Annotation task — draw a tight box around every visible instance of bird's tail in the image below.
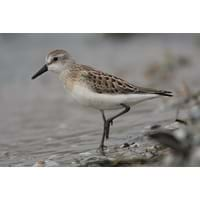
[138,86,173,97]
[154,90,173,97]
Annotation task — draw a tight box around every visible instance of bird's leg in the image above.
[99,110,107,154]
[98,104,130,154]
[105,104,130,139]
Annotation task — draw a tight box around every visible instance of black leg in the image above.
[105,104,130,139]
[99,110,107,154]
[99,104,130,154]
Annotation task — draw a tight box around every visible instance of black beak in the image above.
[32,64,48,80]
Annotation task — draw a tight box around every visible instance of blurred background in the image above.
[0,33,200,166]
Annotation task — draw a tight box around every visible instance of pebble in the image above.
[130,143,140,148]
[33,160,59,167]
[120,143,130,148]
[33,160,45,167]
[150,124,162,130]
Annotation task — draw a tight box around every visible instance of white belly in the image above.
[68,84,160,110]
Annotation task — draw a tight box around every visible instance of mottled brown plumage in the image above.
[68,64,173,97]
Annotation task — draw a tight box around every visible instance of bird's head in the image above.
[32,49,75,79]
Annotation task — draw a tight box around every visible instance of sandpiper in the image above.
[32,49,173,153]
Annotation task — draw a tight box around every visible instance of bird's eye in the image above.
[53,57,58,61]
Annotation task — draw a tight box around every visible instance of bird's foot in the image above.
[97,145,107,156]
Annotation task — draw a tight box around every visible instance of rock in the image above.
[120,143,130,148]
[33,160,45,167]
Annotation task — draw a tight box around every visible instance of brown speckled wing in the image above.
[79,66,140,94]
[78,64,173,96]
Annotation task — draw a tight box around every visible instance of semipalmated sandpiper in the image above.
[32,49,173,153]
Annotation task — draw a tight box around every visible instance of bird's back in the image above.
[74,64,173,97]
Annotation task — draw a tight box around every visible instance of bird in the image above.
[32,49,173,154]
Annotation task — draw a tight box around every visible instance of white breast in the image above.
[68,84,160,110]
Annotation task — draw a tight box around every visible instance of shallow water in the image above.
[0,34,199,166]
